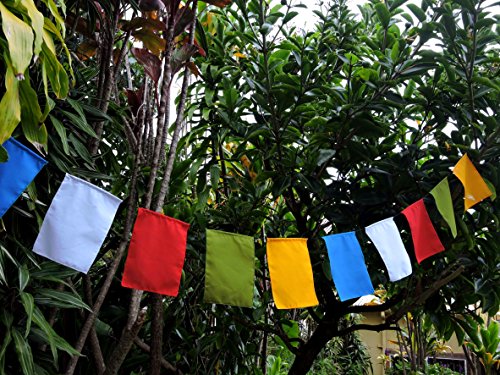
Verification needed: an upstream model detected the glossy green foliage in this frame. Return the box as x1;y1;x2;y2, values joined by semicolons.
466;321;500;375
0;0;498;374
178;0;499;372
0;0;71;153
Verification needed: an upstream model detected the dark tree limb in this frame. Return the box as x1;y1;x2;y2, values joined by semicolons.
103;310;147;375
84;275;106;375
232;316;302;354
134;338;182;374
64;91;145;375
148;4;199;374
286;264;465;375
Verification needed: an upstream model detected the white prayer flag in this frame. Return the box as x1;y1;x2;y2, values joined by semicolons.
33;174;122;273
365;217;412;282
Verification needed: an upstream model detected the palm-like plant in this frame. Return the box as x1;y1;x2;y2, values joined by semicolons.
466;321;500;375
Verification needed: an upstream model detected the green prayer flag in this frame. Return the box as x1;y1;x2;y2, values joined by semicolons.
430;177;457;238
204;229;255;307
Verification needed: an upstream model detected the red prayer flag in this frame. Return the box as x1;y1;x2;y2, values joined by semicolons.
402;199;444;263
121;208;190;296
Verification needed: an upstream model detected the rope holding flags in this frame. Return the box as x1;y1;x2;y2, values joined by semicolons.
1;137;496;310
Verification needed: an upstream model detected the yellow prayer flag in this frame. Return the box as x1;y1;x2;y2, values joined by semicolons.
266;238;319;309
453;154;493;211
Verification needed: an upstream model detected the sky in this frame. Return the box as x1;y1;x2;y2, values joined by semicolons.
296;0;366;29
295;0;499;30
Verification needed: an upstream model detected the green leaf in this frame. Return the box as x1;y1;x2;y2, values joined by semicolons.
221;87;238;110
20;292;35;338
0;252;7;286
18;265;30;292
317;149;336;166
0;327;12;372
31;306;80;361
40;0;65;36
0;2;34;77
49;115;69;155
0;244;20;267
32;306;59;362
374;3;391;28
61;110;97;138
19;78;47;150
40;40;69;99
400;63;436;77
283;11;298;24
390;0;409;11
210;164;221;188
304;116;328;128
391;40;400;62
31;261;78;280
456;316;481;348
11;329;34;375
43;17;73;82
407;4;426;22
483;179;496;201
0;65;21;144
270;355;282;374
34;289;92;311
19;0;45;55
418;22;435;44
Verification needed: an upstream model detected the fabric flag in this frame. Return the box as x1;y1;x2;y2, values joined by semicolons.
33;174;122;273
0;138;47;218
203;229;255;307
266;238;318;309
365;217;412;282
453;154;493;211
402;199;444;263
122;208;190;296
323;232;374;301
430;177;457;238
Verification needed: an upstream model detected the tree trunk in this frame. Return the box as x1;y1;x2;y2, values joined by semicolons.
287;324;334;375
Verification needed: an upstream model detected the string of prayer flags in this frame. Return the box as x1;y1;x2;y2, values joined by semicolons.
33;174;122;273
266;238;318;309
453;154;493;211
323;232;374;301
402;199;444;263
203;229;255;307
365;218;412;281
122;208;190;296
430;178;457;238
0;138;47;218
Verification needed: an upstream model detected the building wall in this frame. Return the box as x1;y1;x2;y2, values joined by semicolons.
359;312;463;375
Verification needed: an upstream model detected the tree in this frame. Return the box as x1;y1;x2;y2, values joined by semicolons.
0;0;498;374
182;0;499;373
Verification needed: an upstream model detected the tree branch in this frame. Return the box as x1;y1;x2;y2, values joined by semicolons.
134;338;182;374
103;309;147;375
232;316;302;354
336;322;400;337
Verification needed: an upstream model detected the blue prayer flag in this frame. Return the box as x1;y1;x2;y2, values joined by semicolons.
323;232;374;302
0;138;47;218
